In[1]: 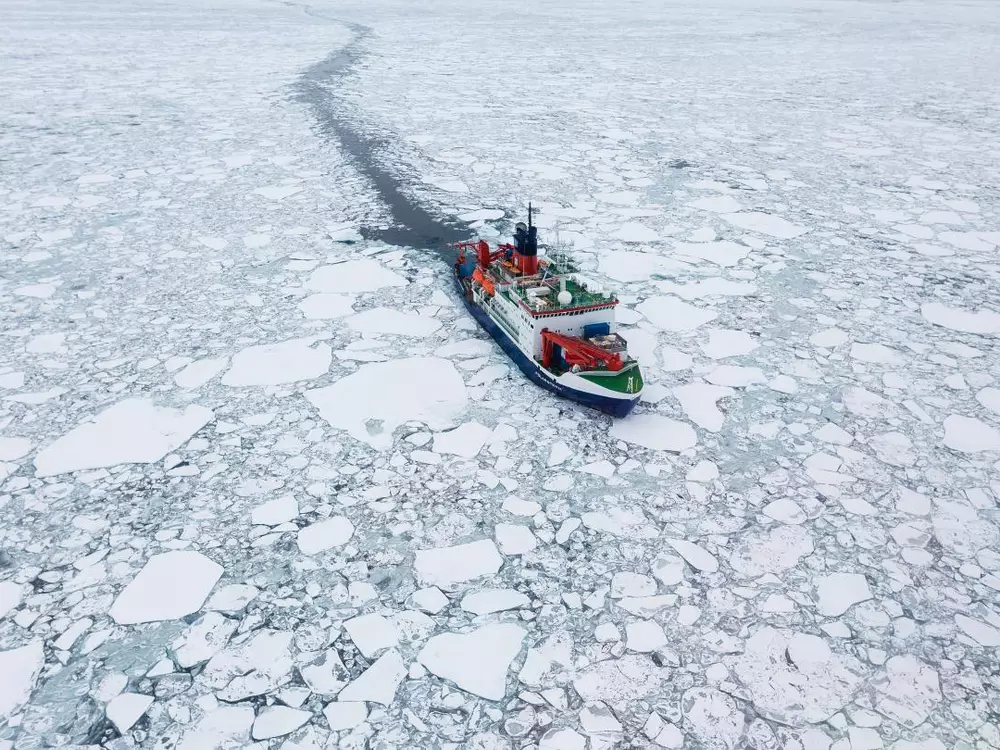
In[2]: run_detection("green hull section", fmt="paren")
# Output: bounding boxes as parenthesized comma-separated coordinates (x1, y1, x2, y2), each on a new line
(579, 364, 643, 395)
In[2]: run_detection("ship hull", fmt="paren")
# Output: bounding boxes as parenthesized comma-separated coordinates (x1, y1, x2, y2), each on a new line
(454, 277, 640, 418)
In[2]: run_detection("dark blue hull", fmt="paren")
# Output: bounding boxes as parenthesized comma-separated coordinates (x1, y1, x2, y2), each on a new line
(454, 276, 639, 418)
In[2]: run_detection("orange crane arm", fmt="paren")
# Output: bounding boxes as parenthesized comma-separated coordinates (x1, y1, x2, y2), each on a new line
(541, 329, 623, 372)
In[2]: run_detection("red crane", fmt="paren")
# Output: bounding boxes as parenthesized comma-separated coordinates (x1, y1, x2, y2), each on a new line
(541, 329, 623, 372)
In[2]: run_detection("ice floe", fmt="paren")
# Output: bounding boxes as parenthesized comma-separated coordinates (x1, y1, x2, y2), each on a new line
(610, 414, 697, 452)
(418, 623, 526, 699)
(337, 649, 407, 705)
(722, 211, 808, 239)
(305, 258, 407, 293)
(34, 398, 213, 477)
(921, 302, 1000, 334)
(636, 296, 717, 332)
(414, 540, 503, 587)
(942, 414, 1000, 453)
(298, 293, 356, 319)
(0, 641, 44, 720)
(346, 307, 441, 336)
(297, 516, 355, 554)
(106, 693, 154, 734)
(222, 338, 331, 386)
(306, 357, 467, 449)
(109, 551, 222, 624)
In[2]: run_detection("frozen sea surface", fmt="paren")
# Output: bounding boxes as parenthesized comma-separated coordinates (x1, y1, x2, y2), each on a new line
(2, 0, 1000, 747)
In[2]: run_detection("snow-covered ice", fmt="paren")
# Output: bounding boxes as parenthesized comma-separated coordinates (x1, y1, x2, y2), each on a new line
(610, 414, 697, 451)
(297, 516, 355, 554)
(306, 357, 467, 449)
(222, 338, 331, 386)
(305, 258, 407, 293)
(414, 540, 504, 587)
(34, 398, 213, 477)
(109, 551, 223, 624)
(418, 623, 526, 699)
(106, 693, 154, 734)
(0, 641, 44, 720)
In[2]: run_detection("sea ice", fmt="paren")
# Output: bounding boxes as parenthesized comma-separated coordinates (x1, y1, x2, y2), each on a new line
(305, 258, 407, 294)
(540, 729, 587, 750)
(610, 415, 697, 452)
(668, 539, 719, 572)
(673, 240, 750, 267)
(955, 614, 1000, 647)
(433, 421, 492, 457)
(337, 649, 407, 705)
(920, 302, 1000, 334)
(681, 687, 745, 750)
(298, 293, 356, 319)
(346, 307, 441, 337)
(324, 701, 369, 731)
(251, 706, 311, 740)
(222, 338, 331, 386)
(851, 343, 905, 366)
(344, 613, 400, 658)
(178, 705, 254, 750)
(175, 357, 228, 389)
(411, 587, 450, 614)
(701, 329, 759, 359)
(976, 387, 1000, 415)
(414, 540, 503, 586)
(615, 222, 660, 242)
(705, 366, 766, 387)
(814, 572, 872, 616)
(495, 524, 538, 555)
(418, 623, 526, 699)
(637, 296, 717, 332)
(306, 357, 467, 449)
(0, 581, 23, 618)
(942, 415, 1000, 453)
(0, 641, 44, 720)
(673, 384, 734, 432)
(34, 398, 213, 477)
(251, 495, 299, 526)
(626, 620, 668, 652)
(297, 516, 355, 554)
(872, 655, 941, 727)
(729, 629, 866, 723)
(810, 328, 849, 348)
(109, 551, 222, 624)
(0, 437, 33, 461)
(690, 195, 742, 213)
(722, 211, 808, 239)
(580, 702, 624, 738)
(729, 526, 814, 577)
(598, 251, 686, 282)
(106, 693, 154, 734)
(461, 588, 530, 615)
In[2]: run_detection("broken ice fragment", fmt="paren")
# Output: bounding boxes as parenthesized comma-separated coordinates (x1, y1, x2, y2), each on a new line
(34, 398, 213, 477)
(337, 649, 407, 705)
(106, 692, 154, 734)
(461, 588, 530, 615)
(0, 640, 44, 720)
(251, 706, 312, 740)
(667, 539, 719, 573)
(814, 572, 872, 616)
(110, 551, 222, 625)
(297, 516, 354, 555)
(418, 623, 526, 700)
(414, 540, 503, 587)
